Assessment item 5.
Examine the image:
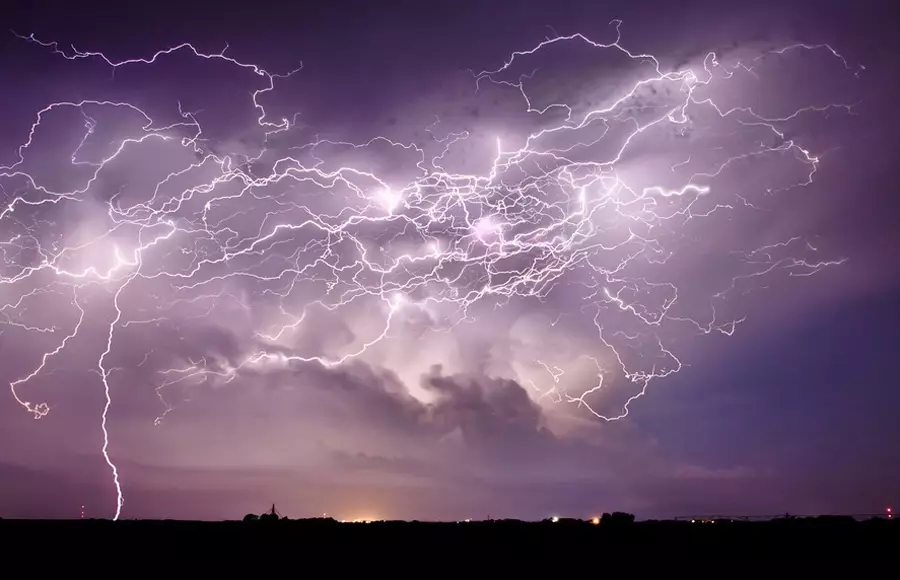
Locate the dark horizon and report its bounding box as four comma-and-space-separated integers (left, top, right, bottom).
2, 509, 895, 523
1, 0, 898, 522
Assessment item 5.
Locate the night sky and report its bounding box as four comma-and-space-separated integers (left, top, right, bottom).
1, 0, 898, 521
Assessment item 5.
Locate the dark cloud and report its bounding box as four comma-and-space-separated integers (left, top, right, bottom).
424, 366, 553, 456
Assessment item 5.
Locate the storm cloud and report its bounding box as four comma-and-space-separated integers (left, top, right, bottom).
1, 0, 898, 521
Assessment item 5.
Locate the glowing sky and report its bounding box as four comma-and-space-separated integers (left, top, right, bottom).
1, 1, 898, 521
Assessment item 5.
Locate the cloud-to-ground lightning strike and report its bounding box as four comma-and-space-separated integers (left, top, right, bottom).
1, 20, 858, 519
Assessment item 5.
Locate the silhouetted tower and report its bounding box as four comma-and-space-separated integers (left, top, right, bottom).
259, 503, 282, 522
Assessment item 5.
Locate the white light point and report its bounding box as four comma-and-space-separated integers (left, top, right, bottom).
390, 293, 407, 311
377, 188, 401, 214
473, 216, 501, 242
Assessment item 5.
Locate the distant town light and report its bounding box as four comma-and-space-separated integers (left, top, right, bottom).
551, 516, 560, 523
591, 517, 600, 525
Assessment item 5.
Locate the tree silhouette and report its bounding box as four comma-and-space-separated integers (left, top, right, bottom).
601, 512, 635, 526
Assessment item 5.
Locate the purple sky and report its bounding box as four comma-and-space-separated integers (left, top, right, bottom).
1, 0, 898, 521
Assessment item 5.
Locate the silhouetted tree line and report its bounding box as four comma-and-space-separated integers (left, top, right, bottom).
241, 510, 639, 525
536, 512, 635, 526
242, 506, 339, 525
602, 512, 636, 525
243, 504, 289, 522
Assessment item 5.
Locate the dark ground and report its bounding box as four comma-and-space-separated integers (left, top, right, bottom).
3, 516, 898, 563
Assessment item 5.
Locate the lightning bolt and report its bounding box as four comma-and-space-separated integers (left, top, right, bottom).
0, 20, 859, 518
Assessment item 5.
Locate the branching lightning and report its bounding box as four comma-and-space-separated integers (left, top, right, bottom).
0, 20, 858, 518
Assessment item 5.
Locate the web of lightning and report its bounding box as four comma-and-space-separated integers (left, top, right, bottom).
1, 21, 858, 519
